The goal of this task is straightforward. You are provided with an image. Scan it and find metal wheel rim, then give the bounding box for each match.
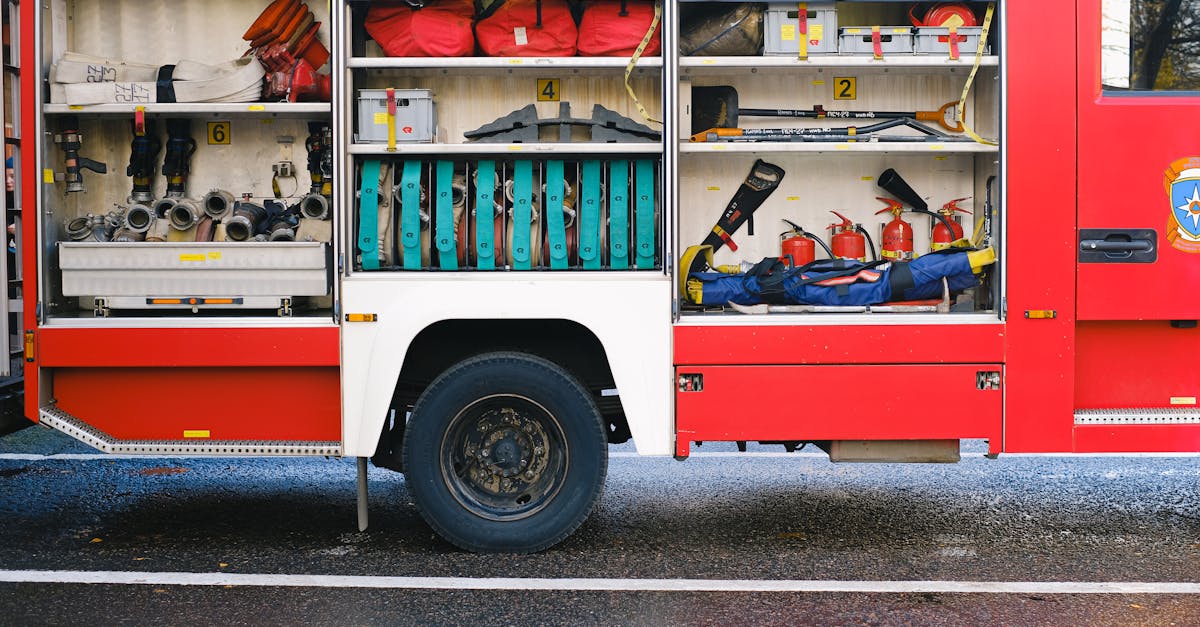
[439,393,568,522]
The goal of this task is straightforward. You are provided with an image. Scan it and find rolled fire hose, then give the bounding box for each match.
[58,55,265,105]
[449,172,468,267]
[389,166,432,267]
[579,160,603,270]
[542,162,574,270]
[124,203,155,234]
[608,161,630,269]
[145,219,171,242]
[268,219,296,241]
[226,202,269,241]
[472,163,502,270]
[202,190,235,220]
[376,161,394,266]
[504,163,542,269]
[152,198,177,219]
[168,198,203,231]
[299,193,329,220]
[394,162,431,269]
[111,227,145,242]
[434,161,459,270]
[194,217,216,242]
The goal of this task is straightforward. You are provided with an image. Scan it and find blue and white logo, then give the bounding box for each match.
[1171,172,1200,240]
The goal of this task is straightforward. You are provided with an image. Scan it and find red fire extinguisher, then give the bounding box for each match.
[828,211,867,261]
[930,197,971,251]
[875,197,915,260]
[780,219,833,267]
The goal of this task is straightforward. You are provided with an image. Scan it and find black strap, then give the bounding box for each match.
[156,65,176,104]
[887,261,915,299]
[749,257,789,304]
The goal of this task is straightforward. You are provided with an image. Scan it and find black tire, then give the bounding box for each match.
[402,351,607,553]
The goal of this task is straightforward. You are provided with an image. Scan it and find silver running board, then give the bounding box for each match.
[39,406,342,456]
[1075,408,1200,425]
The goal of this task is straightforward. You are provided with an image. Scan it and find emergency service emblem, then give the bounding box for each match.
[1166,156,1200,253]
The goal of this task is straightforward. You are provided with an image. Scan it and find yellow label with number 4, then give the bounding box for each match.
[537,78,560,102]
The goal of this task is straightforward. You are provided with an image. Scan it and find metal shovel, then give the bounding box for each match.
[690,85,963,135]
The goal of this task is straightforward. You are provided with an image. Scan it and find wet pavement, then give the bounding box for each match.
[0,425,1197,625]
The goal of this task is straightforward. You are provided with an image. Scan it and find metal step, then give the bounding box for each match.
[38,406,343,456]
[1075,407,1200,425]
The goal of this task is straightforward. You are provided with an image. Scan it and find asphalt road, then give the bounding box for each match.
[0,424,1197,625]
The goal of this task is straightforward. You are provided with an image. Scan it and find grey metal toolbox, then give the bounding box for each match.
[59,242,330,297]
[914,26,986,58]
[355,88,436,143]
[839,26,914,56]
[764,2,837,55]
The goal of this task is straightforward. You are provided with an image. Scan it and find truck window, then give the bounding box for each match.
[1102,0,1200,91]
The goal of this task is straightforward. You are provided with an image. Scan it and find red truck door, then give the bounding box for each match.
[1073,0,1200,452]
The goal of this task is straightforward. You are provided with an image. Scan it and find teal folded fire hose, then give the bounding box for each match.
[580,160,602,270]
[511,160,533,270]
[400,160,423,270]
[609,160,630,270]
[475,160,496,270]
[545,160,568,270]
[434,160,457,270]
[358,159,381,270]
[635,160,656,269]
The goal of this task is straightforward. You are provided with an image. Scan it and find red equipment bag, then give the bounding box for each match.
[475,0,578,57]
[907,2,977,28]
[577,0,661,57]
[364,0,476,57]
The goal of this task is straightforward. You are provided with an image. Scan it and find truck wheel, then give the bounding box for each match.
[402,351,607,553]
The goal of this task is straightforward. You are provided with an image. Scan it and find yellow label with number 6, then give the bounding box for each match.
[207,121,231,145]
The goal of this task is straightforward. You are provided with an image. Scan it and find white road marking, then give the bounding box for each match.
[1,452,1198,461]
[0,570,1196,594]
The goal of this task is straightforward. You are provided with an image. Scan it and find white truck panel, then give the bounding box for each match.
[340,275,674,457]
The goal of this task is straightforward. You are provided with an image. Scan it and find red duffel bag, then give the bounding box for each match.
[476,0,578,57]
[364,0,476,57]
[577,0,661,57]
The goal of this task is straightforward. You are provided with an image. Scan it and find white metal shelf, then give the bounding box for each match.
[674,311,1003,327]
[681,55,998,75]
[348,56,663,70]
[348,142,664,156]
[680,141,998,155]
[43,103,331,117]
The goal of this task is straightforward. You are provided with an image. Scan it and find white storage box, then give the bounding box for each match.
[839,27,914,56]
[356,88,436,143]
[914,26,986,58]
[59,242,329,297]
[764,2,837,55]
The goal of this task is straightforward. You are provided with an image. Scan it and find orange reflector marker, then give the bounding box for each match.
[146,297,243,306]
[345,313,378,322]
[183,430,211,439]
[1024,310,1057,319]
[24,331,34,362]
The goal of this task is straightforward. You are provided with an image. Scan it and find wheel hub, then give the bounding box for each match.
[443,398,565,520]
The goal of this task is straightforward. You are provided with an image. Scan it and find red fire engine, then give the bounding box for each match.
[10,0,1199,552]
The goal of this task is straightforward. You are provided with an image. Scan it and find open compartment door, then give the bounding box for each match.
[1073,0,1200,452]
